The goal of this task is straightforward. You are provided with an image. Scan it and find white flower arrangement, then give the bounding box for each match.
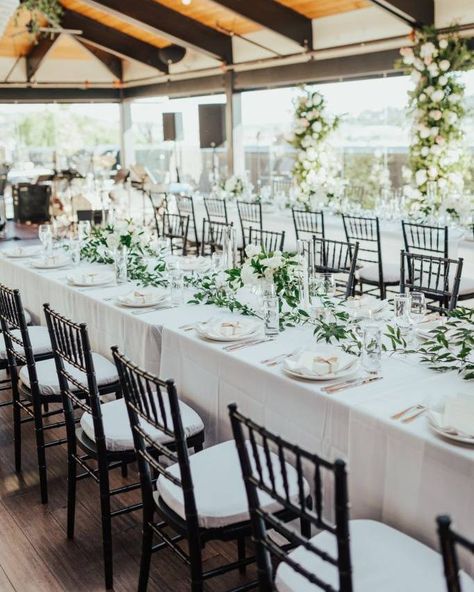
[218,175,252,200]
[288,88,342,209]
[398,27,473,219]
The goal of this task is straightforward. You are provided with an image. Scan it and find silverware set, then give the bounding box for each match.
[390,403,427,423]
[322,374,382,394]
[130,304,175,316]
[260,352,289,366]
[223,338,274,352]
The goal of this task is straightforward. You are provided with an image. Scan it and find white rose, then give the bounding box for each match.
[420,42,436,58]
[430,127,439,137]
[411,71,422,84]
[439,59,450,71]
[429,109,442,121]
[312,121,322,132]
[445,111,458,125]
[431,144,442,156]
[437,177,448,189]
[421,146,430,157]
[431,89,444,102]
[439,39,448,49]
[448,93,461,104]
[425,86,434,96]
[427,63,439,77]
[438,75,448,86]
[415,169,427,186]
[419,127,430,139]
[240,262,256,286]
[106,233,120,250]
[428,166,438,179]
[245,243,261,258]
[414,58,425,71]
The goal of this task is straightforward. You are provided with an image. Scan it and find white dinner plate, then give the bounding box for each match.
[428,419,474,445]
[282,359,360,381]
[196,319,261,342]
[3,246,40,259]
[31,256,70,269]
[117,289,168,308]
[67,271,115,287]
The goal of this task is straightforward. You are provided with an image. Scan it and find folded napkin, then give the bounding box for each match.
[199,318,257,339]
[430,393,474,437]
[285,348,353,377]
[121,289,163,305]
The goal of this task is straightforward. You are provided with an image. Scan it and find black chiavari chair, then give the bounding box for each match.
[237,200,263,248]
[0,285,66,504]
[43,304,144,590]
[292,207,325,240]
[342,213,399,299]
[113,348,305,592]
[345,185,365,204]
[175,194,200,253]
[248,227,285,253]
[400,251,463,314]
[162,212,190,255]
[148,190,168,237]
[229,404,457,592]
[309,236,359,298]
[200,218,233,256]
[437,515,474,592]
[271,177,293,198]
[403,221,474,302]
[204,196,229,223]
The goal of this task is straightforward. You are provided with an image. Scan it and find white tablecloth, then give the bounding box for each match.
[0,253,472,577]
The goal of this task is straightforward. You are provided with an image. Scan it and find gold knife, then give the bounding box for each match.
[323,375,382,394]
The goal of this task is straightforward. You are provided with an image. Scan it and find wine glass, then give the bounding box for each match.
[38,223,52,256]
[410,291,427,325]
[77,220,91,243]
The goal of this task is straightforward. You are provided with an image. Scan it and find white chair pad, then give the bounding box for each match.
[155,440,309,530]
[357,263,400,284]
[19,353,118,397]
[80,396,204,452]
[0,326,51,359]
[458,275,474,297]
[275,519,474,592]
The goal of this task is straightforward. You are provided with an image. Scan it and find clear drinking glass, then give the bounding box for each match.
[316,272,336,298]
[114,245,128,284]
[69,239,81,267]
[169,269,184,306]
[263,284,279,337]
[394,293,412,335]
[38,223,52,255]
[362,324,382,374]
[77,220,91,243]
[410,291,427,324]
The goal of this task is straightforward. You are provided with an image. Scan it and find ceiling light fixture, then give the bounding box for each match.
[181,0,191,5]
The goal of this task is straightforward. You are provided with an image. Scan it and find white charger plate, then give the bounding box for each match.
[31,256,70,269]
[67,272,115,287]
[427,411,474,445]
[196,320,260,342]
[282,359,360,381]
[117,289,168,308]
[3,246,40,259]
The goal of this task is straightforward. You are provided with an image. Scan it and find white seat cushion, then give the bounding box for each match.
[155,439,309,530]
[80,396,204,452]
[0,326,51,359]
[357,263,400,284]
[19,353,118,397]
[275,519,474,592]
[457,275,474,297]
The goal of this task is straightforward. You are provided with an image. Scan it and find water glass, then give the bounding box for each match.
[114,245,128,284]
[362,324,382,374]
[69,239,81,267]
[315,273,336,298]
[393,293,412,335]
[38,223,52,255]
[211,251,225,272]
[78,220,91,243]
[169,269,184,306]
[263,284,279,337]
[410,291,427,324]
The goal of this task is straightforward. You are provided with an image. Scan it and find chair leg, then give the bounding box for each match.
[99,487,114,590]
[138,521,154,592]
[300,516,311,538]
[238,535,246,574]
[67,455,77,539]
[13,399,22,473]
[380,282,386,300]
[33,406,48,504]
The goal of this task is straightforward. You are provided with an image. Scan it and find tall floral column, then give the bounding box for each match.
[399,28,473,219]
[288,89,342,210]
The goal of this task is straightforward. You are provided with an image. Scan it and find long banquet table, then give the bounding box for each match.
[0,252,473,577]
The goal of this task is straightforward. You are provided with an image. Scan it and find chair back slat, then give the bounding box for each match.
[229,404,353,592]
[204,197,228,223]
[237,200,263,246]
[342,214,381,266]
[0,285,34,369]
[162,212,190,255]
[437,515,474,592]
[248,227,285,253]
[200,218,233,256]
[400,251,463,314]
[175,195,199,246]
[292,208,325,240]
[402,221,448,258]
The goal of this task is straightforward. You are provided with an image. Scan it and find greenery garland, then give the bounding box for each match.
[288,88,342,208]
[397,26,474,218]
[17,0,63,32]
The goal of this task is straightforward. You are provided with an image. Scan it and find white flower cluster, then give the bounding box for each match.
[240,243,286,287]
[399,30,472,219]
[220,175,252,199]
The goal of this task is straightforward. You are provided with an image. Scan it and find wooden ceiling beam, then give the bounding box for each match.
[368,0,434,28]
[78,40,122,80]
[26,36,59,81]
[212,0,313,49]
[61,10,168,73]
[88,0,233,63]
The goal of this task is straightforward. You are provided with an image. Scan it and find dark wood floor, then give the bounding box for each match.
[0,381,256,592]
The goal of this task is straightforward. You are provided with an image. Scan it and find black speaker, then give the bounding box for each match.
[162,112,183,142]
[12,183,51,223]
[198,104,226,148]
